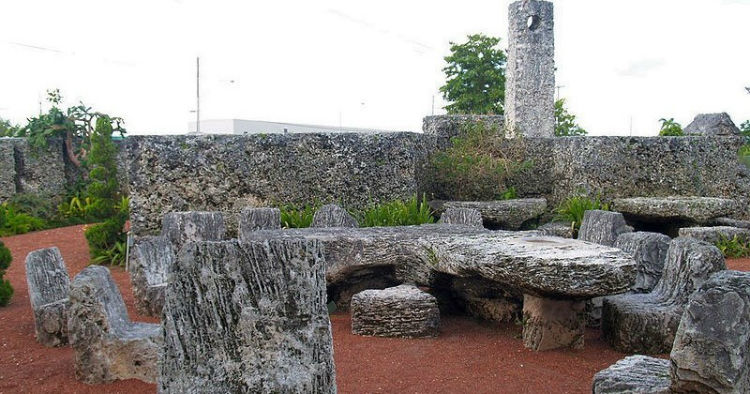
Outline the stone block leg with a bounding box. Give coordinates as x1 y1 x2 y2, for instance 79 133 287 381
522 294 585 351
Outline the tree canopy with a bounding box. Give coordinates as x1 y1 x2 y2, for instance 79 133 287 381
554 99 588 136
440 34 506 115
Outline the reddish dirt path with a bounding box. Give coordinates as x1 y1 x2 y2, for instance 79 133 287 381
1 226 747 394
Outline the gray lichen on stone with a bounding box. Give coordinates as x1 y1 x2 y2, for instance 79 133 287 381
159 239 336 393
25 247 70 347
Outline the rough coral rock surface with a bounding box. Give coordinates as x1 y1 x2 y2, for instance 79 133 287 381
238 207 281 240
578 210 633 247
678 226 750 244
670 270 750 393
351 284 440 338
683 112 741 136
311 204 359 228
592 355 671 394
613 197 738 224
127 236 173 317
161 211 226 250
438 207 483 227
439 199 548 230
522 295 585 351
615 232 671 293
25 247 70 347
159 239 336 394
602 238 726 354
68 266 162 384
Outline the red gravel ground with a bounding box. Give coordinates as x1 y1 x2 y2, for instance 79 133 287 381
1 226 747 393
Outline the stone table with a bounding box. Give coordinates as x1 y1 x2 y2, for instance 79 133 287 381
613 197 737 225
246 225 635 351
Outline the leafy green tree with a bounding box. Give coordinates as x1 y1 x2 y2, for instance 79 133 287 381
658 118 684 136
440 34 506 115
0 118 20 137
741 121 750 138
17 89 125 168
554 99 588 136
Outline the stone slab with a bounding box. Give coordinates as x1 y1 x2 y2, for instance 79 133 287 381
25 247 70 347
128 236 174 317
311 204 358 228
238 207 281 238
438 208 483 227
439 199 548 230
161 211 226 250
579 210 633 247
613 197 738 224
592 355 671 394
678 226 750 244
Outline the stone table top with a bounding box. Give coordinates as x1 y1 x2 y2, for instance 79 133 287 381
242 225 636 299
612 197 738 224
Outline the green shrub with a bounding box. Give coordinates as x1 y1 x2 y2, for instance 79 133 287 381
715 235 750 258
658 118 684 136
554 195 609 235
8 193 56 222
430 121 531 201
0 240 13 306
357 195 435 227
280 203 318 229
740 145 750 168
0 203 47 236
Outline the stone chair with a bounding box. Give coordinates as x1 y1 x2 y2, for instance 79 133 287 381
68 265 162 384
593 270 750 393
601 237 726 354
25 247 70 347
614 232 671 294
311 204 358 228
238 207 281 242
128 236 174 317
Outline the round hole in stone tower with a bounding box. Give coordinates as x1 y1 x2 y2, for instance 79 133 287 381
527 14 541 31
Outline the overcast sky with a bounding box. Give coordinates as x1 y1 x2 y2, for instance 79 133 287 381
1 0 748 136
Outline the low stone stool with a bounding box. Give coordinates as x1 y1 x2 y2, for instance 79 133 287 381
670 270 750 393
615 232 671 293
68 266 162 384
311 204 358 228
25 247 70 347
351 284 440 338
592 355 671 394
162 211 226 250
579 210 633 247
128 236 174 317
159 239 336 393
601 237 725 354
439 208 483 227
238 207 281 241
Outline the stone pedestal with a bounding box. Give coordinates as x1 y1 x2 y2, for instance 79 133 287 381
351 285 440 338
522 294 585 351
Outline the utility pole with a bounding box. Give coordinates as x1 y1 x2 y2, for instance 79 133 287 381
555 85 565 101
196 57 201 134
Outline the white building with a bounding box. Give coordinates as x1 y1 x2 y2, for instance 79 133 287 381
187 119 399 135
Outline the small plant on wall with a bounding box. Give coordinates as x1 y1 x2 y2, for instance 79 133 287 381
554 194 609 236
429 121 531 201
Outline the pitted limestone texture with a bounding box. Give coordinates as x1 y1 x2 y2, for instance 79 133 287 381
351 284 440 338
68 266 162 384
25 247 70 347
505 0 555 137
159 239 336 394
601 237 726 354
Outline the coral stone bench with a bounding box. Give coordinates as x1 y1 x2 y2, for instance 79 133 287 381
435 198 547 230
25 247 70 347
351 284 440 338
601 237 726 354
594 270 750 393
68 266 162 384
244 225 636 351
